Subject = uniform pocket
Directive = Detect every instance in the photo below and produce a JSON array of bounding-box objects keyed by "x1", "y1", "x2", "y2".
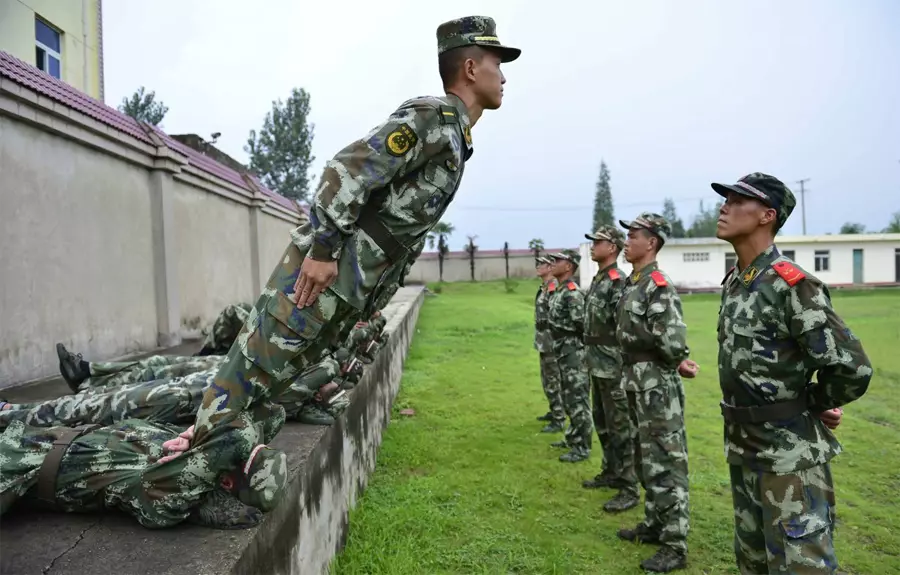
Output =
[{"x1": 240, "y1": 292, "x2": 325, "y2": 379}]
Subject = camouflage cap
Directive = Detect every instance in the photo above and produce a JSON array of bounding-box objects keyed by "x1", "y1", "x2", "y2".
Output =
[
  {"x1": 711, "y1": 173, "x2": 796, "y2": 229},
  {"x1": 619, "y1": 212, "x2": 672, "y2": 243},
  {"x1": 236, "y1": 445, "x2": 288, "y2": 513},
  {"x1": 549, "y1": 249, "x2": 580, "y2": 267},
  {"x1": 585, "y1": 225, "x2": 625, "y2": 249},
  {"x1": 535, "y1": 255, "x2": 553, "y2": 266},
  {"x1": 436, "y1": 16, "x2": 521, "y2": 63}
]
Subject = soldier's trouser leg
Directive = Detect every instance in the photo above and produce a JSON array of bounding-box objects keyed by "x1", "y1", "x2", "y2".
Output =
[
  {"x1": 590, "y1": 375, "x2": 609, "y2": 468},
  {"x1": 190, "y1": 241, "x2": 359, "y2": 459},
  {"x1": 597, "y1": 376, "x2": 639, "y2": 495},
  {"x1": 629, "y1": 377, "x2": 690, "y2": 554},
  {"x1": 539, "y1": 352, "x2": 566, "y2": 425},
  {"x1": 198, "y1": 303, "x2": 252, "y2": 355},
  {"x1": 84, "y1": 355, "x2": 222, "y2": 390},
  {"x1": 558, "y1": 349, "x2": 592, "y2": 451},
  {"x1": 0, "y1": 380, "x2": 192, "y2": 428},
  {"x1": 730, "y1": 463, "x2": 837, "y2": 574}
]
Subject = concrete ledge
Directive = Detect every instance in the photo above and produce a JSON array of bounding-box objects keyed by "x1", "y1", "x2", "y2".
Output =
[{"x1": 0, "y1": 287, "x2": 425, "y2": 575}]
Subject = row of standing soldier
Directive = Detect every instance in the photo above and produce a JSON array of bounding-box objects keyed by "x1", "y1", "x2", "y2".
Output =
[{"x1": 532, "y1": 173, "x2": 873, "y2": 574}]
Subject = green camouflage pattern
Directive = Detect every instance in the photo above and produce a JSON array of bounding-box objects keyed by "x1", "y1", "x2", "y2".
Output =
[
  {"x1": 615, "y1": 262, "x2": 690, "y2": 382},
  {"x1": 717, "y1": 245, "x2": 873, "y2": 474},
  {"x1": 549, "y1": 249, "x2": 580, "y2": 268},
  {"x1": 730, "y1": 462, "x2": 837, "y2": 574},
  {"x1": 539, "y1": 352, "x2": 565, "y2": 426},
  {"x1": 617, "y1": 262, "x2": 690, "y2": 553},
  {"x1": 0, "y1": 402, "x2": 286, "y2": 527},
  {"x1": 197, "y1": 303, "x2": 252, "y2": 356},
  {"x1": 548, "y1": 280, "x2": 591, "y2": 455},
  {"x1": 585, "y1": 224, "x2": 626, "y2": 250},
  {"x1": 436, "y1": 16, "x2": 521, "y2": 62},
  {"x1": 712, "y1": 172, "x2": 797, "y2": 230},
  {"x1": 299, "y1": 93, "x2": 472, "y2": 311},
  {"x1": 187, "y1": 488, "x2": 263, "y2": 530},
  {"x1": 534, "y1": 278, "x2": 556, "y2": 353},
  {"x1": 584, "y1": 262, "x2": 625, "y2": 378},
  {"x1": 590, "y1": 374, "x2": 637, "y2": 496},
  {"x1": 82, "y1": 355, "x2": 225, "y2": 391},
  {"x1": 627, "y1": 378, "x2": 690, "y2": 554},
  {"x1": 618, "y1": 212, "x2": 672, "y2": 243}
]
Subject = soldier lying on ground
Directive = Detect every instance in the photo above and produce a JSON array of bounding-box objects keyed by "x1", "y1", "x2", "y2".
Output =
[
  {"x1": 0, "y1": 402, "x2": 287, "y2": 529},
  {"x1": 0, "y1": 348, "x2": 349, "y2": 429}
]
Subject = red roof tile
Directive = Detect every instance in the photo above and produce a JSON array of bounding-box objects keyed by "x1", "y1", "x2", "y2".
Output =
[{"x1": 0, "y1": 50, "x2": 301, "y2": 215}]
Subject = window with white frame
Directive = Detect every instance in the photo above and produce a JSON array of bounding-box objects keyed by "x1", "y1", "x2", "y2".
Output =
[
  {"x1": 682, "y1": 252, "x2": 710, "y2": 263},
  {"x1": 35, "y1": 17, "x2": 61, "y2": 80},
  {"x1": 782, "y1": 249, "x2": 796, "y2": 260},
  {"x1": 814, "y1": 250, "x2": 830, "y2": 272},
  {"x1": 725, "y1": 252, "x2": 737, "y2": 274}
]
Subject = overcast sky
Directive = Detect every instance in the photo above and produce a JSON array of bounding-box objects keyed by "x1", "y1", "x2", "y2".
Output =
[{"x1": 103, "y1": 0, "x2": 900, "y2": 251}]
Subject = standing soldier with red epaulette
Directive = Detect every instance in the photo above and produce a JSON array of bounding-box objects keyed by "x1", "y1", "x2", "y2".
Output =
[
  {"x1": 713, "y1": 173, "x2": 872, "y2": 575},
  {"x1": 615, "y1": 213, "x2": 699, "y2": 573},
  {"x1": 580, "y1": 226, "x2": 639, "y2": 513},
  {"x1": 533, "y1": 256, "x2": 566, "y2": 433},
  {"x1": 546, "y1": 249, "x2": 592, "y2": 463}
]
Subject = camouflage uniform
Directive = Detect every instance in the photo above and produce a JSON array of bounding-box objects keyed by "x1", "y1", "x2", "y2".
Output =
[
  {"x1": 81, "y1": 355, "x2": 225, "y2": 391},
  {"x1": 2, "y1": 354, "x2": 343, "y2": 429},
  {"x1": 712, "y1": 174, "x2": 874, "y2": 574},
  {"x1": 534, "y1": 256, "x2": 565, "y2": 429},
  {"x1": 582, "y1": 226, "x2": 638, "y2": 504},
  {"x1": 189, "y1": 17, "x2": 520, "y2": 457},
  {"x1": 616, "y1": 214, "x2": 690, "y2": 561},
  {"x1": 0, "y1": 402, "x2": 288, "y2": 528},
  {"x1": 547, "y1": 250, "x2": 592, "y2": 462},
  {"x1": 196, "y1": 302, "x2": 252, "y2": 356}
]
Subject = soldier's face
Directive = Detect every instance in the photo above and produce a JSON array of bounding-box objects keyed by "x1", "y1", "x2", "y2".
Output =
[
  {"x1": 716, "y1": 192, "x2": 776, "y2": 240},
  {"x1": 623, "y1": 228, "x2": 651, "y2": 263},
  {"x1": 536, "y1": 262, "x2": 549, "y2": 277},
  {"x1": 591, "y1": 240, "x2": 614, "y2": 262},
  {"x1": 471, "y1": 51, "x2": 505, "y2": 110}
]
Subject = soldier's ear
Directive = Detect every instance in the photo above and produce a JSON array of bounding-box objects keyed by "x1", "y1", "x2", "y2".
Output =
[{"x1": 759, "y1": 207, "x2": 777, "y2": 227}]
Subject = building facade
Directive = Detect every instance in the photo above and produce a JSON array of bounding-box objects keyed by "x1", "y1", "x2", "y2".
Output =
[
  {"x1": 579, "y1": 234, "x2": 900, "y2": 291},
  {"x1": 0, "y1": 0, "x2": 104, "y2": 100}
]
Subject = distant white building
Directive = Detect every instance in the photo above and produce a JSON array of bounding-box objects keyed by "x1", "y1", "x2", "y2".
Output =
[{"x1": 579, "y1": 234, "x2": 900, "y2": 291}]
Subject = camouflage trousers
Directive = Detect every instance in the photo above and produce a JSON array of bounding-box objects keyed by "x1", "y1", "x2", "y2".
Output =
[
  {"x1": 627, "y1": 376, "x2": 690, "y2": 553},
  {"x1": 591, "y1": 374, "x2": 638, "y2": 495},
  {"x1": 191, "y1": 240, "x2": 359, "y2": 458},
  {"x1": 557, "y1": 349, "x2": 592, "y2": 452},
  {"x1": 197, "y1": 302, "x2": 252, "y2": 356},
  {"x1": 0, "y1": 368, "x2": 216, "y2": 428},
  {"x1": 539, "y1": 352, "x2": 566, "y2": 425},
  {"x1": 83, "y1": 355, "x2": 225, "y2": 392},
  {"x1": 731, "y1": 463, "x2": 837, "y2": 574}
]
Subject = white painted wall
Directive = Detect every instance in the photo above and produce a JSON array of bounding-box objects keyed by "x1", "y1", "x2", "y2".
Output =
[{"x1": 579, "y1": 235, "x2": 900, "y2": 289}]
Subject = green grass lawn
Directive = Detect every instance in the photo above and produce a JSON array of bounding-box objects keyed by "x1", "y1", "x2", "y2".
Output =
[{"x1": 331, "y1": 281, "x2": 900, "y2": 575}]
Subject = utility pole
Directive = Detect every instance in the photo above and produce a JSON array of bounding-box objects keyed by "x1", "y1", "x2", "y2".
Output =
[{"x1": 795, "y1": 178, "x2": 810, "y2": 235}]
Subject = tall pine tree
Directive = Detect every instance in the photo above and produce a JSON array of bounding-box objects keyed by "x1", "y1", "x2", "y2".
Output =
[
  {"x1": 662, "y1": 198, "x2": 686, "y2": 238},
  {"x1": 592, "y1": 160, "x2": 614, "y2": 231}
]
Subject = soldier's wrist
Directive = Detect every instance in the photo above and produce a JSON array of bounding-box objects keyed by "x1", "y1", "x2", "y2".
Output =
[{"x1": 309, "y1": 241, "x2": 338, "y2": 262}]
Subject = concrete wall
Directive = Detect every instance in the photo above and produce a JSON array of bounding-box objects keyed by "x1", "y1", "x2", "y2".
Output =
[
  {"x1": 0, "y1": 71, "x2": 305, "y2": 388},
  {"x1": 0, "y1": 0, "x2": 103, "y2": 99},
  {"x1": 578, "y1": 235, "x2": 900, "y2": 290},
  {"x1": 406, "y1": 249, "x2": 564, "y2": 284}
]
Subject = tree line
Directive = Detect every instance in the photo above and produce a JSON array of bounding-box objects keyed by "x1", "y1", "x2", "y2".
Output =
[{"x1": 118, "y1": 86, "x2": 315, "y2": 202}]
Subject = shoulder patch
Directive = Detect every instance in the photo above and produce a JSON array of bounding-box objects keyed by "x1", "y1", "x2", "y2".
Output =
[
  {"x1": 547, "y1": 282, "x2": 557, "y2": 293},
  {"x1": 772, "y1": 261, "x2": 806, "y2": 287},
  {"x1": 741, "y1": 266, "x2": 760, "y2": 286},
  {"x1": 439, "y1": 105, "x2": 459, "y2": 125},
  {"x1": 650, "y1": 270, "x2": 667, "y2": 287},
  {"x1": 567, "y1": 281, "x2": 578, "y2": 291},
  {"x1": 385, "y1": 125, "x2": 418, "y2": 157},
  {"x1": 608, "y1": 269, "x2": 621, "y2": 280},
  {"x1": 463, "y1": 125, "x2": 472, "y2": 146}
]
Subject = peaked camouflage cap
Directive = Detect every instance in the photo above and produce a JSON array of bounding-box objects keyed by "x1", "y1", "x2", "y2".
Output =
[
  {"x1": 585, "y1": 225, "x2": 625, "y2": 249},
  {"x1": 619, "y1": 212, "x2": 672, "y2": 243},
  {"x1": 711, "y1": 172, "x2": 796, "y2": 229},
  {"x1": 535, "y1": 255, "x2": 553, "y2": 266},
  {"x1": 236, "y1": 445, "x2": 288, "y2": 513},
  {"x1": 549, "y1": 249, "x2": 580, "y2": 267},
  {"x1": 436, "y1": 16, "x2": 521, "y2": 63}
]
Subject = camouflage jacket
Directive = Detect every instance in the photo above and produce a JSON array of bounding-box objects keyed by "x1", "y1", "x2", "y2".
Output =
[
  {"x1": 292, "y1": 94, "x2": 473, "y2": 312},
  {"x1": 534, "y1": 278, "x2": 557, "y2": 353},
  {"x1": 0, "y1": 403, "x2": 284, "y2": 527},
  {"x1": 615, "y1": 262, "x2": 689, "y2": 389},
  {"x1": 548, "y1": 278, "x2": 585, "y2": 358},
  {"x1": 717, "y1": 245, "x2": 873, "y2": 473},
  {"x1": 584, "y1": 263, "x2": 625, "y2": 378}
]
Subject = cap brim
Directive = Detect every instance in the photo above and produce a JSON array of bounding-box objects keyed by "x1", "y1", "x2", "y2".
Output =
[
  {"x1": 618, "y1": 219, "x2": 634, "y2": 230},
  {"x1": 711, "y1": 182, "x2": 768, "y2": 205},
  {"x1": 584, "y1": 233, "x2": 599, "y2": 241},
  {"x1": 482, "y1": 44, "x2": 521, "y2": 63}
]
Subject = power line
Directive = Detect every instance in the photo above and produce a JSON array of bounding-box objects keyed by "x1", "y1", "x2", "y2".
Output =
[
  {"x1": 795, "y1": 178, "x2": 810, "y2": 235},
  {"x1": 450, "y1": 196, "x2": 710, "y2": 212}
]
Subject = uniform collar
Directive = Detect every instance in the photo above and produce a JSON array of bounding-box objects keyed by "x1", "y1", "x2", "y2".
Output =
[
  {"x1": 445, "y1": 93, "x2": 473, "y2": 159},
  {"x1": 733, "y1": 244, "x2": 780, "y2": 289},
  {"x1": 629, "y1": 261, "x2": 658, "y2": 283}
]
